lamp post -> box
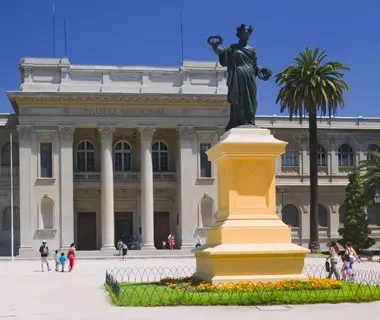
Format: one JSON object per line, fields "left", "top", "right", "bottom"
{"left": 276, "top": 187, "right": 290, "bottom": 209}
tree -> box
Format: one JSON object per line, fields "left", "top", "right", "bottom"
{"left": 338, "top": 166, "right": 375, "bottom": 252}
{"left": 275, "top": 47, "right": 349, "bottom": 252}
{"left": 359, "top": 143, "right": 380, "bottom": 201}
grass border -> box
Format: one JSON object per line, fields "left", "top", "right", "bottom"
{"left": 105, "top": 281, "right": 380, "bottom": 307}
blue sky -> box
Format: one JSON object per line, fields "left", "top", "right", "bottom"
{"left": 0, "top": 0, "right": 378, "bottom": 116}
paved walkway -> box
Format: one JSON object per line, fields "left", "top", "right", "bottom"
{"left": 0, "top": 257, "right": 380, "bottom": 319}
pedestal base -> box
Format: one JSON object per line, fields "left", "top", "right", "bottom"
{"left": 192, "top": 243, "right": 309, "bottom": 285}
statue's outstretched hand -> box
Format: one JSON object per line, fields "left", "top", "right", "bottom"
{"left": 207, "top": 35, "right": 223, "bottom": 49}
{"left": 257, "top": 68, "right": 272, "bottom": 81}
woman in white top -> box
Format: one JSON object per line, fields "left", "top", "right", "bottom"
{"left": 327, "top": 242, "right": 340, "bottom": 280}
{"left": 345, "top": 241, "right": 360, "bottom": 269}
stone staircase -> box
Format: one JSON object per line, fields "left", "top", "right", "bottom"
{"left": 1, "top": 248, "right": 194, "bottom": 260}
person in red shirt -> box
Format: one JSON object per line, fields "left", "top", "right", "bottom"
{"left": 67, "top": 243, "right": 76, "bottom": 272}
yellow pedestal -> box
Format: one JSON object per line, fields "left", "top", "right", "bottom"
{"left": 192, "top": 128, "right": 309, "bottom": 285}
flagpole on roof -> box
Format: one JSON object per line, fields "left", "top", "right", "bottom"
{"left": 10, "top": 133, "right": 14, "bottom": 262}
{"left": 180, "top": 12, "right": 184, "bottom": 65}
{"left": 53, "top": 0, "right": 56, "bottom": 58}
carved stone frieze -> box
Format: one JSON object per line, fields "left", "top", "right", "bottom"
{"left": 10, "top": 95, "right": 229, "bottom": 107}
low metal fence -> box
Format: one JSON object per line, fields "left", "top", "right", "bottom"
{"left": 105, "top": 265, "right": 380, "bottom": 306}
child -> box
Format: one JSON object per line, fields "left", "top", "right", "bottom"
{"left": 341, "top": 256, "right": 353, "bottom": 281}
{"left": 53, "top": 250, "right": 60, "bottom": 272}
{"left": 59, "top": 252, "right": 66, "bottom": 272}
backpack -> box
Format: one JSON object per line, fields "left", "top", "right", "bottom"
{"left": 43, "top": 245, "right": 49, "bottom": 255}
{"left": 325, "top": 260, "right": 330, "bottom": 273}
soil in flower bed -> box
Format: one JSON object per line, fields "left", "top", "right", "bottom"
{"left": 105, "top": 277, "right": 380, "bottom": 307}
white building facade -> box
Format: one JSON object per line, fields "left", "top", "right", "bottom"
{"left": 0, "top": 57, "right": 379, "bottom": 256}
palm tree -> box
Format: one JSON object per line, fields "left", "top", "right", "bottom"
{"left": 275, "top": 47, "right": 349, "bottom": 253}
{"left": 359, "top": 144, "right": 380, "bottom": 201}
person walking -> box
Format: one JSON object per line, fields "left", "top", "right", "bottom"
{"left": 53, "top": 250, "right": 60, "bottom": 272}
{"left": 327, "top": 242, "right": 340, "bottom": 280}
{"left": 67, "top": 243, "right": 76, "bottom": 272}
{"left": 39, "top": 241, "right": 51, "bottom": 272}
{"left": 59, "top": 253, "right": 67, "bottom": 272}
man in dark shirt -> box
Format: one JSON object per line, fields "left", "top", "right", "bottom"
{"left": 39, "top": 240, "right": 51, "bottom": 272}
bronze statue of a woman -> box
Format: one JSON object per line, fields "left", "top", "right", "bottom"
{"left": 208, "top": 24, "right": 272, "bottom": 131}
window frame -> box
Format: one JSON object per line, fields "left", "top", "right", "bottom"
{"left": 196, "top": 131, "right": 216, "bottom": 179}
{"left": 152, "top": 140, "right": 169, "bottom": 172}
{"left": 75, "top": 140, "right": 96, "bottom": 172}
{"left": 338, "top": 143, "right": 355, "bottom": 167}
{"left": 37, "top": 131, "right": 56, "bottom": 180}
{"left": 281, "top": 146, "right": 299, "bottom": 167}
{"left": 317, "top": 144, "right": 327, "bottom": 167}
{"left": 114, "top": 140, "right": 133, "bottom": 172}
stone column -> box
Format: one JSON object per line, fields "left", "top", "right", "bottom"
{"left": 329, "top": 137, "right": 339, "bottom": 175}
{"left": 17, "top": 126, "right": 34, "bottom": 255}
{"left": 98, "top": 127, "right": 115, "bottom": 250}
{"left": 59, "top": 126, "right": 75, "bottom": 249}
{"left": 139, "top": 127, "right": 155, "bottom": 249}
{"left": 177, "top": 127, "right": 195, "bottom": 248}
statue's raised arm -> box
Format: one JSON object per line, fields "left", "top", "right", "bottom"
{"left": 206, "top": 24, "right": 272, "bottom": 131}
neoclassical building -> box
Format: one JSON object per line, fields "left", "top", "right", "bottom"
{"left": 0, "top": 57, "right": 379, "bottom": 256}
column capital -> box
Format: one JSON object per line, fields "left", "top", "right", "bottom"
{"left": 177, "top": 127, "right": 195, "bottom": 141}
{"left": 98, "top": 126, "right": 115, "bottom": 142}
{"left": 17, "top": 126, "right": 34, "bottom": 142}
{"left": 58, "top": 126, "right": 75, "bottom": 141}
{"left": 139, "top": 127, "right": 156, "bottom": 142}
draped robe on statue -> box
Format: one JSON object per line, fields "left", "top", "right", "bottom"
{"left": 218, "top": 44, "right": 262, "bottom": 131}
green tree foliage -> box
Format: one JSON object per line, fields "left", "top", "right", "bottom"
{"left": 338, "top": 166, "right": 375, "bottom": 251}
{"left": 275, "top": 47, "right": 349, "bottom": 252}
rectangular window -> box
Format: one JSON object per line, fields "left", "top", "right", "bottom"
{"left": 40, "top": 143, "right": 53, "bottom": 178}
{"left": 200, "top": 143, "right": 212, "bottom": 178}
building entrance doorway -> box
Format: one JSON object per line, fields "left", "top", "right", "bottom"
{"left": 154, "top": 211, "right": 170, "bottom": 249}
{"left": 77, "top": 212, "right": 97, "bottom": 250}
{"left": 0, "top": 206, "right": 20, "bottom": 256}
{"left": 114, "top": 212, "right": 133, "bottom": 245}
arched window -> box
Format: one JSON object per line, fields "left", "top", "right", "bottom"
{"left": 318, "top": 204, "right": 328, "bottom": 227}
{"left": 367, "top": 205, "right": 380, "bottom": 226}
{"left": 338, "top": 144, "right": 355, "bottom": 167}
{"left": 339, "top": 205, "right": 346, "bottom": 225}
{"left": 40, "top": 197, "right": 54, "bottom": 229}
{"left": 317, "top": 144, "right": 327, "bottom": 166}
{"left": 76, "top": 140, "right": 95, "bottom": 172}
{"left": 1, "top": 142, "right": 19, "bottom": 166}
{"left": 152, "top": 141, "right": 169, "bottom": 172}
{"left": 367, "top": 144, "right": 380, "bottom": 161}
{"left": 200, "top": 196, "right": 214, "bottom": 228}
{"left": 114, "top": 141, "right": 132, "bottom": 172}
{"left": 281, "top": 204, "right": 299, "bottom": 227}
{"left": 281, "top": 145, "right": 298, "bottom": 167}
{"left": 1, "top": 206, "right": 20, "bottom": 231}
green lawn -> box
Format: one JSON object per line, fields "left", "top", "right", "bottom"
{"left": 105, "top": 282, "right": 380, "bottom": 307}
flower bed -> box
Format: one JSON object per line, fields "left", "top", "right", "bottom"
{"left": 159, "top": 276, "right": 342, "bottom": 292}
